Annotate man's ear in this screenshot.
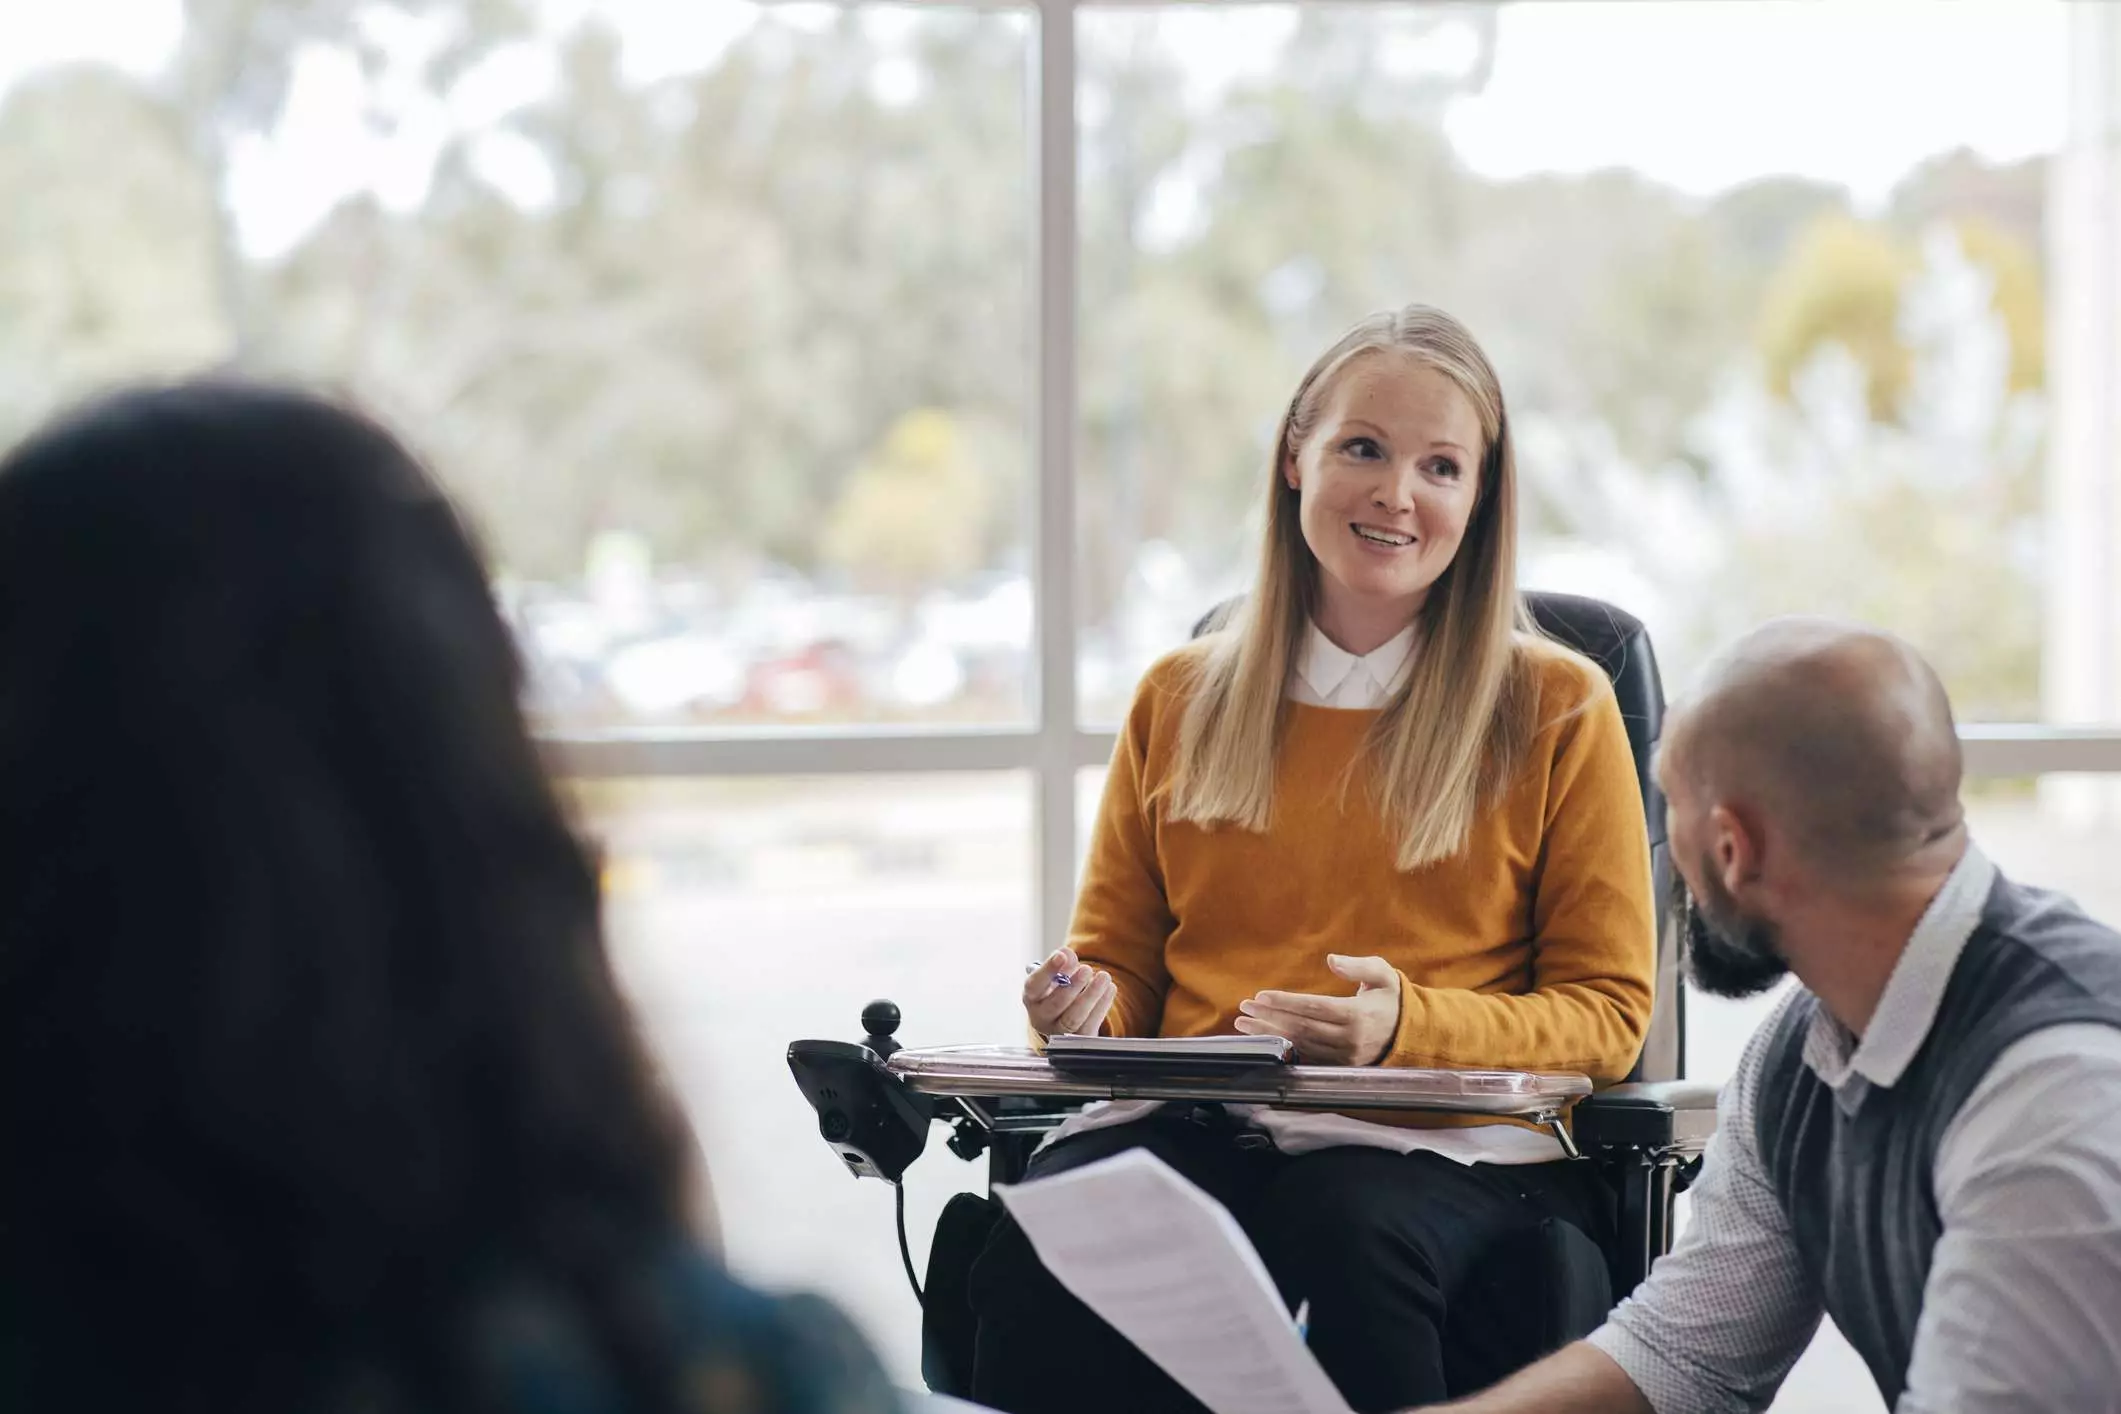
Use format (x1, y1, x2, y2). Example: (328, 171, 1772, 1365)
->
(1707, 802, 1765, 896)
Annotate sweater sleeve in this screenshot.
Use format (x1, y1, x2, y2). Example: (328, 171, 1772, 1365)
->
(1065, 666, 1177, 1039)
(1384, 672, 1657, 1081)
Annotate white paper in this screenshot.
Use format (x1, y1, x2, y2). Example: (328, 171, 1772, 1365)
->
(899, 1393, 997, 1413)
(995, 1148, 1354, 1414)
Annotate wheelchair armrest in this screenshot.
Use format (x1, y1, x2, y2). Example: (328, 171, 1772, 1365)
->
(1574, 1080, 1720, 1156)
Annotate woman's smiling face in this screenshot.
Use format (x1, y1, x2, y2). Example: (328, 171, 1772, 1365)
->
(1286, 350, 1485, 652)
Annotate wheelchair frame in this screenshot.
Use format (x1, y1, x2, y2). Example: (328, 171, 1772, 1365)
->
(789, 1004, 1715, 1298)
(786, 592, 1721, 1391)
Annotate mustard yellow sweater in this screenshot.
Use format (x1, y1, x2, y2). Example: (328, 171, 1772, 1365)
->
(1071, 637, 1656, 1118)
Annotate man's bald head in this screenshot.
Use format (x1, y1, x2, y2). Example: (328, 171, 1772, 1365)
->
(1664, 619, 1965, 882)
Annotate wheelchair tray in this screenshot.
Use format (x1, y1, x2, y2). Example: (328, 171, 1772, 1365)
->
(886, 1045, 1592, 1117)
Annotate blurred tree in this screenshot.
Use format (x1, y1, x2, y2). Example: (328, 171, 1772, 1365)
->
(1955, 216, 2045, 394)
(1078, 17, 1213, 624)
(265, 8, 1030, 580)
(1720, 469, 2041, 720)
(822, 408, 992, 596)
(1756, 215, 1916, 422)
(1754, 206, 2043, 423)
(173, 0, 536, 350)
(1889, 149, 2045, 263)
(0, 6, 2056, 728)
(1276, 5, 1498, 123)
(0, 69, 227, 445)
(1711, 223, 2046, 719)
(1703, 177, 1852, 275)
(1470, 170, 1752, 486)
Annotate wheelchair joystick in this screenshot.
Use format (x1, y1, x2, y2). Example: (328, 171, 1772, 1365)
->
(862, 999, 903, 1058)
(784, 1000, 935, 1184)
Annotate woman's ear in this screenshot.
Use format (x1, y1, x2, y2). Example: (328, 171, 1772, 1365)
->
(1283, 449, 1300, 491)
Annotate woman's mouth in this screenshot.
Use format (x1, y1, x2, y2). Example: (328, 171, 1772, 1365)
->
(1351, 523, 1415, 549)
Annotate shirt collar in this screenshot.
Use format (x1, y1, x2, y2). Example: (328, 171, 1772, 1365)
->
(1298, 622, 1416, 704)
(1802, 842, 1998, 1104)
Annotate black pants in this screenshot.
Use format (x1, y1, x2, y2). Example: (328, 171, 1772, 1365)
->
(967, 1109, 1610, 1414)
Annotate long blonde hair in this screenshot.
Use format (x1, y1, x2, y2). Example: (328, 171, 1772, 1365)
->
(1169, 304, 1540, 870)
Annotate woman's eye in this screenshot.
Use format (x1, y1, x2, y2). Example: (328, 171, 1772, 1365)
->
(1429, 458, 1462, 481)
(1341, 437, 1383, 460)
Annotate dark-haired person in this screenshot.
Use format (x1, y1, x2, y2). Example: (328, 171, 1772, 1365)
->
(1429, 620, 2121, 1414)
(0, 381, 903, 1414)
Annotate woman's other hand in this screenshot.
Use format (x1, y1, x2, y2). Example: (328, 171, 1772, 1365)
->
(1023, 947, 1117, 1038)
(1234, 954, 1403, 1065)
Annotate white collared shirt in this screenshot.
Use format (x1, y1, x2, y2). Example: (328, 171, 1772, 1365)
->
(1590, 844, 2121, 1412)
(1798, 845, 2000, 1112)
(1047, 618, 1564, 1167)
(1290, 621, 1416, 708)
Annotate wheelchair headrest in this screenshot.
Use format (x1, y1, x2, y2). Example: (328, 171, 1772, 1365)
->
(1520, 592, 1666, 850)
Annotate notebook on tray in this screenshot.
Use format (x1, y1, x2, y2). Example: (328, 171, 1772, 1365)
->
(1044, 1033, 1295, 1076)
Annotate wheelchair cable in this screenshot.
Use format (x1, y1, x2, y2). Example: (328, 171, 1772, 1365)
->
(895, 1182, 925, 1305)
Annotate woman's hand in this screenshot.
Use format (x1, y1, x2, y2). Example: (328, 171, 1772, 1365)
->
(1234, 954, 1403, 1065)
(1023, 947, 1117, 1039)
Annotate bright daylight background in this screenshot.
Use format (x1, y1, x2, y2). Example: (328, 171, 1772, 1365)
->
(5, 3, 2116, 1408)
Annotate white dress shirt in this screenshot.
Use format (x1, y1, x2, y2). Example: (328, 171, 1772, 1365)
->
(1589, 845, 2121, 1412)
(1046, 621, 1564, 1166)
(1289, 621, 1417, 708)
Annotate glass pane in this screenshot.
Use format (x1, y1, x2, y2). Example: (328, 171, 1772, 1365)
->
(1675, 773, 2121, 1414)
(1674, 771, 2121, 1409)
(1686, 773, 2121, 1082)
(581, 773, 1030, 1382)
(1077, 2, 2070, 724)
(1077, 764, 1108, 883)
(0, 3, 1033, 728)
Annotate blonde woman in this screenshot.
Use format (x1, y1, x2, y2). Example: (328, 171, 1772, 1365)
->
(969, 306, 1656, 1413)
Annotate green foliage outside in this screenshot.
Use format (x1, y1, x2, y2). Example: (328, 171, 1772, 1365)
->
(0, 2, 2054, 719)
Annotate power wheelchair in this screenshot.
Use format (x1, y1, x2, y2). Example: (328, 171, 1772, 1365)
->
(788, 591, 1719, 1400)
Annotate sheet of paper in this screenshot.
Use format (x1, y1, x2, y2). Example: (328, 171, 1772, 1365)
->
(995, 1148, 1354, 1414)
(899, 1393, 998, 1413)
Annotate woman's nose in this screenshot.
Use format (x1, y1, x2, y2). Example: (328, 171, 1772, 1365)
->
(1372, 459, 1420, 510)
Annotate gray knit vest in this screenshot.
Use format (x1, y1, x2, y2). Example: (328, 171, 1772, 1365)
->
(1752, 873, 2121, 1407)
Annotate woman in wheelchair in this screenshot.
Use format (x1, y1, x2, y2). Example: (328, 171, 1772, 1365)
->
(969, 305, 1656, 1414)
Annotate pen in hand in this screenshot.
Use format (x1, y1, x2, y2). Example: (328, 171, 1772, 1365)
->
(1024, 948, 1115, 1037)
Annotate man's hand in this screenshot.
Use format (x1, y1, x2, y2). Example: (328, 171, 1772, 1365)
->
(1403, 1341, 1651, 1412)
(1234, 954, 1402, 1066)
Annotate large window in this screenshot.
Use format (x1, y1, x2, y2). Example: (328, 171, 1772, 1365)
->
(1076, 2, 2068, 724)
(12, 1, 2121, 1401)
(584, 773, 1029, 1363)
(0, 1, 1034, 728)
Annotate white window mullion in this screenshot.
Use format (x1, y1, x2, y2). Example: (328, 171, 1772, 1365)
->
(1962, 726, 2121, 778)
(1033, 0, 1082, 959)
(541, 722, 2121, 782)
(546, 727, 1043, 779)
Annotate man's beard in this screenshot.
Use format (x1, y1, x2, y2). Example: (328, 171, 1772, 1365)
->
(1682, 857, 1790, 999)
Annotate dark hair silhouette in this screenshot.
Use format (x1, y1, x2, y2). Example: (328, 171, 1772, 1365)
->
(0, 382, 696, 1411)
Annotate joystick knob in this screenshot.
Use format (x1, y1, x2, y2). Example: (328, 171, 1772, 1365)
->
(861, 999, 903, 1058)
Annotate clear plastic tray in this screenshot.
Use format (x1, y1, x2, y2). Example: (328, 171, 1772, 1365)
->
(887, 1044, 1592, 1117)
